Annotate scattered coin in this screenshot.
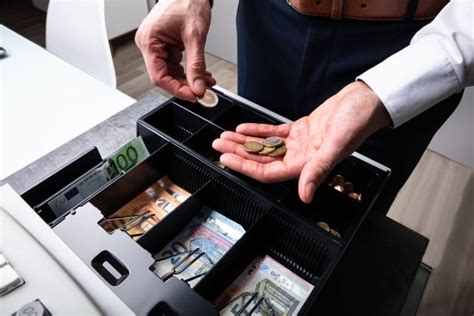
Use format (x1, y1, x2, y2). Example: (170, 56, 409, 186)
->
(328, 175, 363, 202)
(268, 145, 287, 157)
(263, 136, 284, 147)
(343, 182, 354, 194)
(329, 175, 345, 187)
(258, 146, 276, 155)
(244, 141, 264, 153)
(329, 229, 341, 238)
(348, 192, 362, 201)
(197, 89, 219, 108)
(333, 185, 344, 193)
(316, 221, 330, 232)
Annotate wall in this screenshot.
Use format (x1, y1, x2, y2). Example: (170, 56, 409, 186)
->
(428, 88, 474, 169)
(205, 0, 238, 64)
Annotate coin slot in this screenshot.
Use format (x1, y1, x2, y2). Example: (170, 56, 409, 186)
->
(175, 91, 233, 121)
(142, 103, 208, 142)
(213, 105, 276, 132)
(184, 124, 225, 166)
(194, 213, 337, 314)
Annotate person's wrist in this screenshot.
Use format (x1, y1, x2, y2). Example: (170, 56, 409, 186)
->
(350, 81, 392, 129)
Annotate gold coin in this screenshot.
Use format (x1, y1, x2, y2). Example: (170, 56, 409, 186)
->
(268, 145, 287, 157)
(258, 146, 276, 155)
(243, 141, 264, 153)
(333, 185, 344, 193)
(330, 229, 341, 238)
(262, 136, 284, 147)
(197, 89, 218, 108)
(316, 221, 330, 232)
(349, 192, 362, 201)
(343, 182, 354, 194)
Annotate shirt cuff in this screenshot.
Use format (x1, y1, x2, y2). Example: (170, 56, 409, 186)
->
(357, 36, 461, 128)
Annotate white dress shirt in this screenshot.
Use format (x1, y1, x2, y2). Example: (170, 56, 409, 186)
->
(358, 0, 474, 127)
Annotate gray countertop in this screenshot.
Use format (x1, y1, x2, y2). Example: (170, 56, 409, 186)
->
(1, 91, 168, 194)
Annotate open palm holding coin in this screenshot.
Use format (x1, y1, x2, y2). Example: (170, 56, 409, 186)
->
(212, 81, 392, 203)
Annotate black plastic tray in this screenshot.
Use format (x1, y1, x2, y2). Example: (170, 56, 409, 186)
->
(21, 89, 389, 315)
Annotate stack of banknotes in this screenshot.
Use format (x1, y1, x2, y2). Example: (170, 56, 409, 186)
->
(99, 176, 190, 239)
(151, 207, 246, 287)
(216, 255, 314, 315)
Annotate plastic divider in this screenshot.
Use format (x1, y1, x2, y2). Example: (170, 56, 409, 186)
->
(212, 105, 277, 131)
(184, 124, 225, 166)
(141, 103, 209, 142)
(175, 91, 233, 121)
(138, 179, 269, 256)
(90, 144, 213, 217)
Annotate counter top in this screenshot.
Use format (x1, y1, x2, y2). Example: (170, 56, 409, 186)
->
(1, 91, 166, 194)
(0, 25, 136, 179)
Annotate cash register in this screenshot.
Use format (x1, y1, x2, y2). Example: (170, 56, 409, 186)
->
(0, 88, 429, 315)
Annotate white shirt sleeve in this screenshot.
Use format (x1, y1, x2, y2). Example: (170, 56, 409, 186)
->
(357, 0, 474, 128)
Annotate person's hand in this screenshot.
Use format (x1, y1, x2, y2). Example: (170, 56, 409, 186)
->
(212, 81, 392, 203)
(135, 0, 216, 101)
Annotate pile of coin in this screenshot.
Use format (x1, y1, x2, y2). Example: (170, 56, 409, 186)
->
(243, 136, 287, 157)
(316, 221, 341, 238)
(328, 174, 363, 201)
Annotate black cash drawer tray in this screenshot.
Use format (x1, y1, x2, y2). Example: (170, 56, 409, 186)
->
(21, 89, 389, 315)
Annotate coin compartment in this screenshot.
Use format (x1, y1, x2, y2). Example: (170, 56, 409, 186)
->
(324, 155, 386, 205)
(212, 105, 277, 131)
(183, 124, 225, 165)
(175, 91, 233, 121)
(194, 213, 338, 314)
(141, 103, 208, 142)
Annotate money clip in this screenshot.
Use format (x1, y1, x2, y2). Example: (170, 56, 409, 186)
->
(160, 248, 204, 282)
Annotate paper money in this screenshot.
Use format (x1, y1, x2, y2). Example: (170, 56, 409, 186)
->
(108, 136, 150, 175)
(217, 255, 314, 316)
(99, 176, 190, 239)
(151, 207, 245, 287)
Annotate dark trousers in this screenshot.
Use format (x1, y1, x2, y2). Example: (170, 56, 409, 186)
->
(236, 0, 463, 214)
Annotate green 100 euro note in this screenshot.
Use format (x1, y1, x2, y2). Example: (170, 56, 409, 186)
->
(108, 136, 150, 175)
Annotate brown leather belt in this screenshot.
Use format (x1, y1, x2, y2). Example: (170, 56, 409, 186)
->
(287, 0, 449, 20)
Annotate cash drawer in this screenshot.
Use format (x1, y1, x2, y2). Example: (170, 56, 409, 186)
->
(19, 88, 390, 315)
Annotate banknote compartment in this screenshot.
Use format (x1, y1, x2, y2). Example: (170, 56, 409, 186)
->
(194, 213, 335, 313)
(89, 144, 213, 220)
(175, 90, 233, 121)
(138, 179, 268, 261)
(212, 105, 277, 131)
(183, 124, 225, 165)
(141, 102, 209, 142)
